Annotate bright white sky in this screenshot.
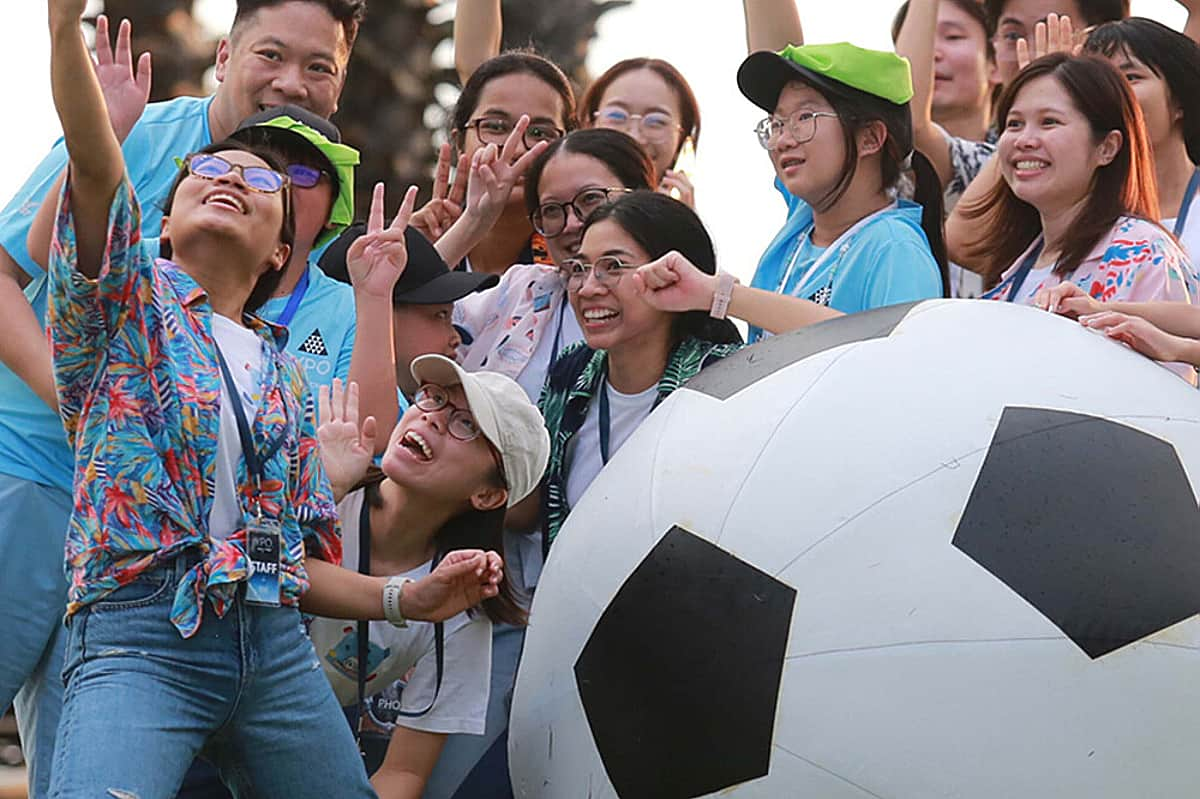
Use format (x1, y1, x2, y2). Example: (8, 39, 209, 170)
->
(1, 0, 1189, 282)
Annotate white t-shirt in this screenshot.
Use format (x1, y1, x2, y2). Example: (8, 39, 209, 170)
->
(517, 301, 584, 403)
(208, 314, 264, 540)
(1163, 189, 1200, 266)
(565, 380, 658, 509)
(306, 490, 492, 735)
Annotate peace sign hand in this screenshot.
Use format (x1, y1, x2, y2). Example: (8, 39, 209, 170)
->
(346, 182, 419, 298)
(410, 142, 468, 243)
(464, 115, 551, 230)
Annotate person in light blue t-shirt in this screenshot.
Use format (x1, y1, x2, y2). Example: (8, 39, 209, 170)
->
(0, 3, 364, 795)
(735, 42, 947, 342)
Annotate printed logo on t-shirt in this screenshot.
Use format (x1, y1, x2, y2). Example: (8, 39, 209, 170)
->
(298, 328, 328, 356)
(325, 625, 390, 682)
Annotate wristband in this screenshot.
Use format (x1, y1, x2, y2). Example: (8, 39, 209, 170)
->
(382, 576, 414, 628)
(710, 271, 738, 320)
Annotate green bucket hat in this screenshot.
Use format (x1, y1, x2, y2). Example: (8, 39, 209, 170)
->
(230, 105, 361, 246)
(738, 42, 914, 113)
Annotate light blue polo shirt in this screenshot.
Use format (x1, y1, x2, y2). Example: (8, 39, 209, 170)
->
(748, 177, 942, 343)
(258, 261, 357, 390)
(0, 95, 214, 489)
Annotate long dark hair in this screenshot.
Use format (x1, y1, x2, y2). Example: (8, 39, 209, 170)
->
(579, 57, 701, 164)
(959, 53, 1160, 283)
(360, 463, 525, 627)
(524, 128, 657, 218)
(583, 191, 742, 345)
(450, 49, 576, 150)
(1083, 17, 1200, 163)
(160, 139, 295, 313)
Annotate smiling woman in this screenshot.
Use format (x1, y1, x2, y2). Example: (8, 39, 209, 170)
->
(958, 53, 1195, 312)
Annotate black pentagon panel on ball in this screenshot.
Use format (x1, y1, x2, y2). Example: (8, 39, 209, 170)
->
(953, 407, 1200, 659)
(574, 526, 797, 798)
(685, 301, 921, 400)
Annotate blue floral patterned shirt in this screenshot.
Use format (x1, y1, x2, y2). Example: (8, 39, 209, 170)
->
(48, 176, 341, 637)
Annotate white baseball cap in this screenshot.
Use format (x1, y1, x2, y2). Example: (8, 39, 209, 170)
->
(410, 354, 551, 507)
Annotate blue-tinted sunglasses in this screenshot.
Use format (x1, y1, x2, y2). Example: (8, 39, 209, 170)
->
(187, 153, 289, 193)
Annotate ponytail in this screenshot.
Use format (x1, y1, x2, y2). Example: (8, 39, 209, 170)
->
(909, 149, 950, 298)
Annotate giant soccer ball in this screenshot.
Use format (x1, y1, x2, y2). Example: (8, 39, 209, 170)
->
(510, 300, 1200, 798)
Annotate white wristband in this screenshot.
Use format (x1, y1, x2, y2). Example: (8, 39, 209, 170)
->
(382, 576, 413, 628)
(710, 271, 738, 320)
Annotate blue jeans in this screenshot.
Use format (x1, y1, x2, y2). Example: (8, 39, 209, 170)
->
(0, 474, 71, 799)
(49, 555, 378, 799)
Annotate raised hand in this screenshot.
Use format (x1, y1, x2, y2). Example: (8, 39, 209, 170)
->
(463, 115, 550, 228)
(48, 0, 88, 27)
(1016, 13, 1076, 72)
(658, 169, 696, 208)
(346, 182, 419, 298)
(1079, 312, 1192, 363)
(317, 378, 377, 502)
(404, 549, 504, 622)
(631, 251, 717, 313)
(410, 142, 468, 243)
(93, 15, 152, 143)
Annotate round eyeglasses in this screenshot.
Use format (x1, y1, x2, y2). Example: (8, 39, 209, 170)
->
(531, 187, 632, 237)
(593, 107, 682, 143)
(754, 110, 839, 150)
(413, 384, 483, 442)
(560, 255, 637, 291)
(187, 153, 289, 193)
(286, 163, 331, 189)
(464, 116, 565, 150)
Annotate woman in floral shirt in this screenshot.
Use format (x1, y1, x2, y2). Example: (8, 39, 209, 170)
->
(957, 54, 1195, 309)
(41, 2, 502, 796)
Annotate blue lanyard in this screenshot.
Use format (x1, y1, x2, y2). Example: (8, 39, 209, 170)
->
(273, 268, 311, 329)
(1005, 239, 1045, 303)
(1173, 168, 1200, 239)
(214, 343, 287, 490)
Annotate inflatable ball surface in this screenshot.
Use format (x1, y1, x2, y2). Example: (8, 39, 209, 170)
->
(509, 300, 1200, 798)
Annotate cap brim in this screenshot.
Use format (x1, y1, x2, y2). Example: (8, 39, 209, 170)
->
(737, 50, 889, 113)
(395, 271, 499, 304)
(409, 354, 504, 459)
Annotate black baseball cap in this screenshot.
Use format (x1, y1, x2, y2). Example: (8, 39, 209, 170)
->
(319, 223, 499, 304)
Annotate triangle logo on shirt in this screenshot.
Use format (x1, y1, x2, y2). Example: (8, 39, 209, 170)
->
(299, 328, 328, 356)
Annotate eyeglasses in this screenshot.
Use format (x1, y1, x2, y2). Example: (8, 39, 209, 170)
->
(413, 384, 484, 442)
(754, 110, 839, 150)
(413, 384, 508, 486)
(286, 163, 331, 189)
(187, 153, 289, 193)
(560, 255, 638, 291)
(464, 116, 565, 150)
(531, 187, 632, 237)
(593, 107, 682, 142)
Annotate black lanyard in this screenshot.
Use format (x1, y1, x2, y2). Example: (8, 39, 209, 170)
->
(1004, 239, 1046, 303)
(549, 294, 568, 371)
(598, 382, 612, 466)
(1173, 168, 1200, 239)
(353, 494, 443, 751)
(214, 342, 287, 500)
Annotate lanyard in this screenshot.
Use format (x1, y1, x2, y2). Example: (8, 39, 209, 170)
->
(1173, 168, 1200, 239)
(598, 382, 612, 465)
(549, 293, 568, 369)
(777, 202, 898, 297)
(1004, 239, 1045, 303)
(214, 342, 287, 507)
(353, 494, 443, 749)
(273, 267, 311, 329)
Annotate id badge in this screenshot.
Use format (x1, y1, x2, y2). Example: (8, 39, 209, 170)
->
(245, 518, 282, 607)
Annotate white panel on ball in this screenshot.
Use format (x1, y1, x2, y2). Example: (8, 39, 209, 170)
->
(510, 300, 1200, 798)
